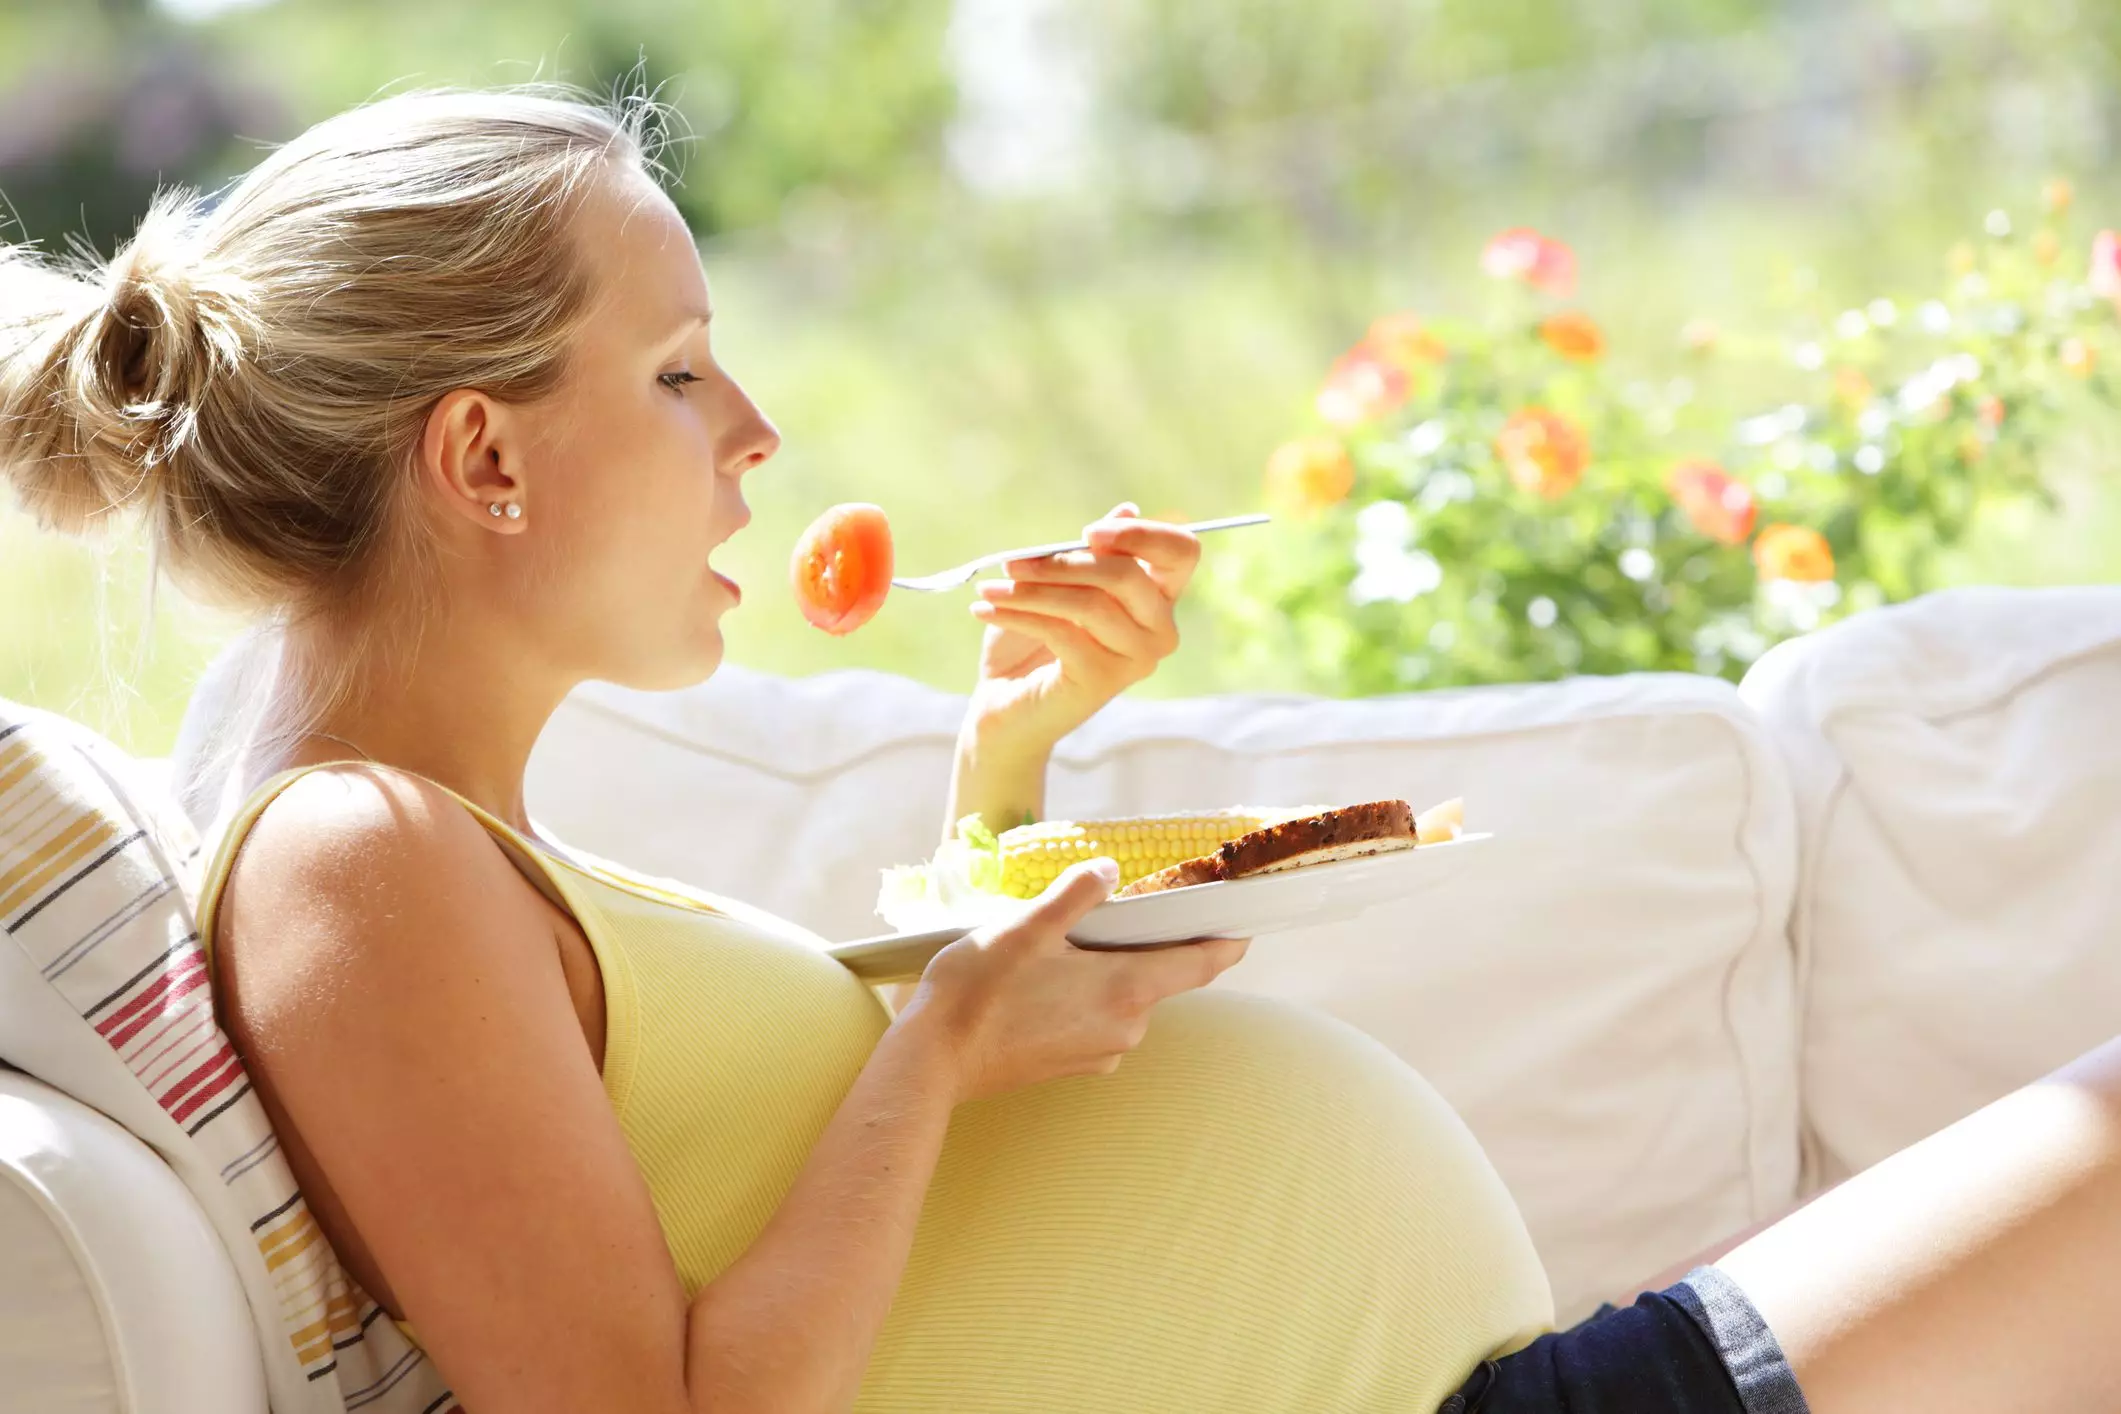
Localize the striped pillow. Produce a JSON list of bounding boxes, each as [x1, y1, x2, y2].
[[0, 700, 456, 1414]]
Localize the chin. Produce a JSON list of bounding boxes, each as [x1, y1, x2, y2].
[[611, 629, 726, 694]]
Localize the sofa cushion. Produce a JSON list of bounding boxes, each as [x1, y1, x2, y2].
[[1740, 585, 2121, 1187], [0, 701, 452, 1414], [508, 663, 1804, 1326], [0, 1064, 264, 1414]]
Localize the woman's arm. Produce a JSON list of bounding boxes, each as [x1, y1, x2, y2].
[[938, 709, 1049, 848], [682, 1018, 956, 1407], [939, 509, 1204, 847]]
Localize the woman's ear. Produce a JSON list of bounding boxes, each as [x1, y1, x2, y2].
[[419, 388, 525, 529]]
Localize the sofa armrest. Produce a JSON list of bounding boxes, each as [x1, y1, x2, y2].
[[0, 1067, 268, 1414]]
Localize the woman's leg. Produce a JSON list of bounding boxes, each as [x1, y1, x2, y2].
[[1715, 1033, 2121, 1413]]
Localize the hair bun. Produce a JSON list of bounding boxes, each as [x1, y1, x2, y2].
[[0, 187, 254, 536], [92, 189, 254, 467]]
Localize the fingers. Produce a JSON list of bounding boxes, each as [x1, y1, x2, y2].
[[1021, 857, 1120, 935], [1081, 516, 1204, 600], [967, 603, 1133, 687], [974, 580, 1174, 660], [997, 549, 1170, 635], [1103, 935, 1250, 1011]]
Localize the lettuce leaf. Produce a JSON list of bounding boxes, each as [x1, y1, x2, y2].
[[874, 812, 1037, 933]]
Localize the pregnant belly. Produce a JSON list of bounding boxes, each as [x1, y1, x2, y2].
[[854, 990, 1555, 1414]]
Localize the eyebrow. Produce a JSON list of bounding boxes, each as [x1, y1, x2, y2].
[[666, 306, 714, 335]]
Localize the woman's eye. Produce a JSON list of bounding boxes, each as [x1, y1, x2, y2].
[[659, 371, 702, 392]]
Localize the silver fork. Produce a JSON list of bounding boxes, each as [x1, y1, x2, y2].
[[890, 513, 1272, 592]]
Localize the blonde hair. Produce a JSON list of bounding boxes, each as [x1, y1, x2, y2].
[[0, 83, 672, 804]]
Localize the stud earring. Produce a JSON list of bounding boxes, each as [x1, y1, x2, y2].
[[489, 501, 521, 520]]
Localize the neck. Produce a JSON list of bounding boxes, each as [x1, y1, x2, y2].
[[280, 610, 575, 840]]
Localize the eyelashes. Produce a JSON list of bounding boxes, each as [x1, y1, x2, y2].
[[659, 370, 703, 393]]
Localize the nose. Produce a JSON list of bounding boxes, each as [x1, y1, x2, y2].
[[719, 384, 781, 480]]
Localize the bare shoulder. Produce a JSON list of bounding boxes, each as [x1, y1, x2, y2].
[[210, 765, 692, 1410], [214, 763, 560, 1035]]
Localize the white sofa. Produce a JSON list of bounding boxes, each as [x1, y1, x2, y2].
[[4, 584, 2118, 1411]]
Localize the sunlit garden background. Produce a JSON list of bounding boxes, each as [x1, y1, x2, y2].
[[5, 0, 2119, 754]]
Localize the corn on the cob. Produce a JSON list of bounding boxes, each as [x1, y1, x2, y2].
[[995, 811, 1276, 898]]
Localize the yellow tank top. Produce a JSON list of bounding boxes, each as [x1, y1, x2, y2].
[[196, 761, 1555, 1412]]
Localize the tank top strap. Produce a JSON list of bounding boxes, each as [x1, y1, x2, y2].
[[195, 759, 590, 972], [194, 758, 756, 968]]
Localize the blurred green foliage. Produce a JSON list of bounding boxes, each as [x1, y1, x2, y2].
[[2, 0, 2118, 752], [1207, 200, 2121, 693]]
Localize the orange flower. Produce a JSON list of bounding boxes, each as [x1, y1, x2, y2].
[[1494, 408, 1588, 498], [2090, 231, 2121, 299], [1667, 462, 1757, 546], [1831, 367, 1874, 407], [1481, 227, 1578, 299], [1960, 430, 1986, 465], [1680, 319, 1719, 355], [1264, 437, 1355, 514], [2033, 230, 2061, 267], [1315, 344, 1410, 427], [1977, 394, 2005, 429], [2045, 177, 2075, 214], [1752, 523, 1835, 583], [1538, 312, 1605, 362], [1366, 312, 1448, 370], [2062, 338, 2097, 377]]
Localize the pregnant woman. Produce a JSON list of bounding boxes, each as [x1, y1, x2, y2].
[[4, 86, 2117, 1414]]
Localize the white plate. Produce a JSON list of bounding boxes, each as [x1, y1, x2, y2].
[[828, 833, 1490, 982]]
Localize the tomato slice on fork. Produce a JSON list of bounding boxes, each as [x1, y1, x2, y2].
[[790, 502, 894, 635]]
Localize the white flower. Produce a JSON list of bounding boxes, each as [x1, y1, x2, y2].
[[1419, 469, 1477, 513], [1527, 596, 1558, 628], [1738, 412, 1786, 445], [1403, 419, 1449, 457], [1867, 298, 1898, 327], [1854, 445, 1885, 474], [1619, 548, 1657, 582], [1918, 300, 1952, 334], [1349, 546, 1442, 605], [1764, 577, 1842, 632], [1354, 498, 1412, 546], [1792, 341, 1826, 370], [1985, 209, 2012, 238], [1835, 309, 1869, 340]]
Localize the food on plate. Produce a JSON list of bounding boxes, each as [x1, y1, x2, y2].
[[1115, 799, 1421, 898], [791, 502, 894, 635], [990, 811, 1294, 897], [873, 795, 1468, 931], [874, 806, 1322, 931], [1415, 796, 1464, 844]]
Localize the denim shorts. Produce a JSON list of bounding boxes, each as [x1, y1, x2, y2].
[[1438, 1266, 1811, 1414]]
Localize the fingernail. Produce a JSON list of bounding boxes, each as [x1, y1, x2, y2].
[[1089, 857, 1120, 885]]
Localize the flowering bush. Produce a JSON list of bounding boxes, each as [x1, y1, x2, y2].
[[1205, 189, 2121, 693]]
